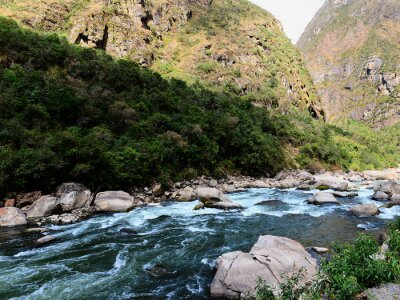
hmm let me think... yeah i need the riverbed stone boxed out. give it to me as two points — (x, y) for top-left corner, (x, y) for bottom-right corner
(4, 199), (15, 207)
(26, 196), (58, 218)
(177, 186), (195, 202)
(312, 247), (330, 254)
(332, 191), (358, 198)
(193, 202), (205, 210)
(372, 191), (390, 201)
(210, 235), (317, 299)
(361, 284), (400, 300)
(350, 204), (380, 216)
(0, 207), (27, 227)
(16, 191), (42, 208)
(391, 182), (400, 195)
(196, 187), (242, 210)
(373, 181), (392, 194)
(152, 183), (163, 196)
(24, 227), (49, 234)
(35, 235), (56, 246)
(94, 191), (135, 212)
(58, 190), (92, 212)
(307, 192), (340, 205)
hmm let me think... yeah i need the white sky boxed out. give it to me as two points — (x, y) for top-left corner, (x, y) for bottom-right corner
(249, 0), (325, 43)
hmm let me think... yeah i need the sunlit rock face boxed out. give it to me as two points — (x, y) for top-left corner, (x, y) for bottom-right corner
(298, 0), (400, 127)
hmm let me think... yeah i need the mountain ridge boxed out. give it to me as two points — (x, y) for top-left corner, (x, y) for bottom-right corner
(298, 0), (400, 127)
(0, 0), (323, 116)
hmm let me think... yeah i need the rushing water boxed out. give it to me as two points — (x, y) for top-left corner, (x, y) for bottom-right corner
(1, 187), (400, 300)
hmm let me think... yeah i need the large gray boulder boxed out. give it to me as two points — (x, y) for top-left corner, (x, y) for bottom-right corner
(196, 187), (242, 210)
(94, 191), (135, 212)
(176, 186), (195, 202)
(58, 190), (92, 212)
(373, 181), (392, 194)
(56, 182), (92, 212)
(391, 182), (400, 195)
(332, 191), (358, 198)
(0, 207), (27, 227)
(372, 191), (390, 201)
(26, 196), (58, 218)
(350, 204), (379, 216)
(307, 192), (340, 205)
(210, 235), (317, 299)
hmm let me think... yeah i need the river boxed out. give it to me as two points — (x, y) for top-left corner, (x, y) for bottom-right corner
(1, 186), (399, 299)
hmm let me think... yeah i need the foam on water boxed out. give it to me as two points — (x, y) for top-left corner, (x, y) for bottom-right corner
(1, 186), (399, 300)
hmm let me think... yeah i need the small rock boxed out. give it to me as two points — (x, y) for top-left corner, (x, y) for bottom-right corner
(332, 191), (358, 198)
(209, 179), (218, 187)
(350, 204), (379, 216)
(361, 284), (400, 300)
(24, 227), (49, 234)
(0, 207), (27, 227)
(152, 183), (163, 196)
(372, 191), (389, 201)
(307, 192), (340, 205)
(35, 235), (56, 246)
(297, 184), (311, 191)
(119, 228), (138, 234)
(193, 202), (205, 210)
(312, 247), (330, 254)
(4, 199), (15, 207)
(145, 265), (169, 277)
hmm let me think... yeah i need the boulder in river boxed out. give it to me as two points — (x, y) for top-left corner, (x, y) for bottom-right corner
(210, 235), (317, 299)
(145, 264), (169, 277)
(26, 196), (58, 218)
(372, 191), (389, 201)
(196, 187), (242, 210)
(332, 191), (358, 198)
(307, 192), (340, 205)
(35, 235), (56, 246)
(350, 204), (379, 216)
(94, 191), (135, 212)
(391, 194), (400, 201)
(0, 207), (27, 227)
(193, 202), (205, 210)
(373, 181), (392, 194)
(391, 182), (400, 195)
(176, 186), (195, 202)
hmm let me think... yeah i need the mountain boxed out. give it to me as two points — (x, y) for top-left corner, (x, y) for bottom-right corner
(0, 0), (323, 115)
(298, 0), (400, 127)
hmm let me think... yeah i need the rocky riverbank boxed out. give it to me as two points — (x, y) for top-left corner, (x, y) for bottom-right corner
(1, 168), (399, 229)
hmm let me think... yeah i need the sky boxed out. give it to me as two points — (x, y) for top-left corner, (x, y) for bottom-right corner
(249, 0), (325, 43)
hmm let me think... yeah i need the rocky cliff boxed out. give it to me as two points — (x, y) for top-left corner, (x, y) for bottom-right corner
(0, 0), (322, 115)
(298, 0), (400, 127)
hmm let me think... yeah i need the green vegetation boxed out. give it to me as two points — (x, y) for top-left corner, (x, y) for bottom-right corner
(0, 17), (398, 194)
(255, 218), (400, 300)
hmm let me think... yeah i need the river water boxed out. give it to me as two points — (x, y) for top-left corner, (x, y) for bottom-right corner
(1, 187), (399, 299)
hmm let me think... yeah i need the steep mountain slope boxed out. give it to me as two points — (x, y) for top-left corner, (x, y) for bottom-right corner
(298, 0), (400, 127)
(1, 17), (399, 193)
(0, 0), (323, 115)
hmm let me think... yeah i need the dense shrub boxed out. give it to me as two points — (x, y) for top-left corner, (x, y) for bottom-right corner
(255, 218), (400, 300)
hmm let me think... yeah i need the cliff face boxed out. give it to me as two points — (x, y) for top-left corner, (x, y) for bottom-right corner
(298, 0), (400, 127)
(0, 0), (322, 115)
